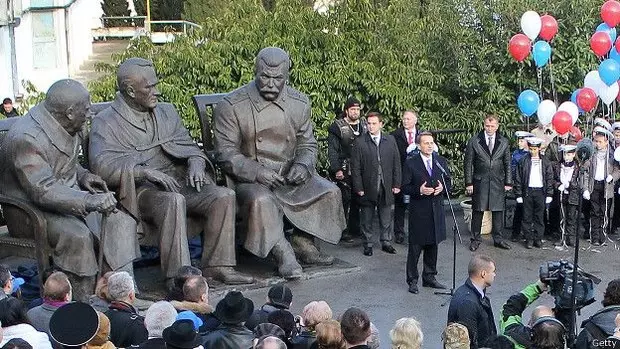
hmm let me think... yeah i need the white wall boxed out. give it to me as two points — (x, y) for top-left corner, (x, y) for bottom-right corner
(0, 27), (14, 99)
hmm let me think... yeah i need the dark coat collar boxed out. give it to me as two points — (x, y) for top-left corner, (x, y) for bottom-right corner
(109, 300), (139, 314)
(30, 104), (78, 157)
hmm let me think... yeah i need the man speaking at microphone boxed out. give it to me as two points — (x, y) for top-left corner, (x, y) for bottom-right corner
(401, 132), (449, 294)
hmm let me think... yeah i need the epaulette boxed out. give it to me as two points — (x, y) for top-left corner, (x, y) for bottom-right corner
(286, 87), (309, 103)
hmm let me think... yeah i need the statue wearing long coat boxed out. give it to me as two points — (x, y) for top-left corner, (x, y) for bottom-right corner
(213, 81), (346, 258)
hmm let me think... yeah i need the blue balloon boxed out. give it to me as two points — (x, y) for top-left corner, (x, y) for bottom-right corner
(571, 89), (584, 114)
(597, 23), (617, 43)
(517, 90), (540, 116)
(532, 41), (552, 68)
(611, 47), (620, 63)
(599, 58), (620, 86)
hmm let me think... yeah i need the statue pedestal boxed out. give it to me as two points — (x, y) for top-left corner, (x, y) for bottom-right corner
(459, 199), (492, 235)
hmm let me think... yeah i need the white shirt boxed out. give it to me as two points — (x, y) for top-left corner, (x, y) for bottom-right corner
(528, 157), (543, 188)
(559, 164), (574, 190)
(471, 280), (485, 299)
(595, 150), (607, 181)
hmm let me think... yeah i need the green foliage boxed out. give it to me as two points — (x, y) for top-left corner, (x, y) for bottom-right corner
(89, 0), (604, 193)
(101, 0), (130, 26)
(18, 81), (46, 114)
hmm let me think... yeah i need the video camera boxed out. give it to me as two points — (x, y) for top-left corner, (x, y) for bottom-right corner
(539, 260), (601, 310)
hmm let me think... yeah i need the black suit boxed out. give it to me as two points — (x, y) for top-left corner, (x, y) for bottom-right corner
(351, 132), (402, 247)
(447, 279), (497, 349)
(514, 154), (554, 242)
(391, 127), (420, 238)
(402, 153), (449, 285)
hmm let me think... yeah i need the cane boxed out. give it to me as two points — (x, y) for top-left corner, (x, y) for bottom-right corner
(97, 211), (109, 281)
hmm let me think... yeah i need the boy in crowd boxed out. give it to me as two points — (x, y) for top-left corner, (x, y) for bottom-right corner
(554, 145), (580, 247)
(510, 131), (533, 242)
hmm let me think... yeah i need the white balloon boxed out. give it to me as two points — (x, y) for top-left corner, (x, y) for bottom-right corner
(558, 101), (579, 125)
(537, 99), (557, 125)
(599, 82), (619, 105)
(615, 147), (620, 162)
(584, 70), (605, 95)
(521, 11), (542, 40)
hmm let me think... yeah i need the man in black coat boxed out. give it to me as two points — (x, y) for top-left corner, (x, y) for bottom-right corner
(447, 254), (497, 349)
(464, 114), (512, 251)
(202, 291), (255, 349)
(402, 132), (448, 294)
(350, 112), (402, 256)
(391, 110), (421, 244)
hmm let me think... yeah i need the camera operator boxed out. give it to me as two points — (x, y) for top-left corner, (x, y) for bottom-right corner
(576, 279), (620, 348)
(499, 279), (568, 349)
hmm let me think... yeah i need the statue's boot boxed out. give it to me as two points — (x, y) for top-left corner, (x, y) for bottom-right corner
(203, 266), (255, 285)
(67, 273), (96, 302)
(291, 233), (335, 266)
(271, 239), (303, 280)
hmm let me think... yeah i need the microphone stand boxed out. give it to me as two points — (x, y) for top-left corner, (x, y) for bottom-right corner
(434, 161), (463, 307)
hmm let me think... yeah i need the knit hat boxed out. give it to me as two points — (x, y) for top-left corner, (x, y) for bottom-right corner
(344, 97), (361, 110)
(268, 284), (293, 309)
(443, 323), (470, 349)
(86, 312), (114, 349)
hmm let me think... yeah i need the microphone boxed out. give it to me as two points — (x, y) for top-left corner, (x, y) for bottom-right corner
(434, 159), (450, 177)
(576, 138), (595, 162)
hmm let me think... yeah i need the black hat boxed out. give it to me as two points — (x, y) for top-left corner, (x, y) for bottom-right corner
(267, 284), (292, 309)
(344, 97), (360, 110)
(49, 303), (99, 347)
(215, 290), (254, 324)
(162, 319), (202, 349)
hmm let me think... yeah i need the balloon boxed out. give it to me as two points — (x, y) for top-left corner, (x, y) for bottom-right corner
(521, 11), (542, 40)
(540, 15), (558, 41)
(508, 34), (531, 62)
(615, 147), (620, 162)
(552, 111), (573, 135)
(591, 31), (613, 57)
(599, 82), (619, 105)
(532, 41), (552, 68)
(558, 101), (579, 125)
(584, 70), (605, 95)
(596, 22), (617, 42)
(517, 90), (540, 116)
(599, 59), (620, 86)
(602, 0), (620, 27)
(571, 126), (583, 141)
(616, 37), (620, 54)
(537, 99), (557, 125)
(611, 47), (620, 63)
(577, 87), (598, 112)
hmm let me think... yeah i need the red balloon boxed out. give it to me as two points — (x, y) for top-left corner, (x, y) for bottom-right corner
(508, 34), (531, 62)
(540, 15), (558, 41)
(577, 87), (598, 112)
(570, 126), (583, 141)
(616, 37), (620, 54)
(591, 31), (612, 57)
(602, 0), (620, 27)
(552, 111), (573, 135)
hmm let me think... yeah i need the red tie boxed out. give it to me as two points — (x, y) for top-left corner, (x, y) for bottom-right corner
(407, 131), (413, 145)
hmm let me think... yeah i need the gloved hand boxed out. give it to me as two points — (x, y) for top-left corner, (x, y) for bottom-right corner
(607, 175), (614, 183)
(546, 197), (553, 204)
(406, 143), (417, 154)
(583, 190), (591, 200)
(558, 184), (565, 192)
(516, 197), (523, 204)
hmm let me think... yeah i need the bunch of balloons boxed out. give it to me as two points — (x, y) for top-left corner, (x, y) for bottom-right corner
(518, 90), (579, 136)
(509, 11), (558, 67)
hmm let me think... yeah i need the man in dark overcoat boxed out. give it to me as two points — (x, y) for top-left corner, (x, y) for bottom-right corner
(402, 132), (448, 294)
(350, 112), (401, 256)
(464, 114), (512, 251)
(213, 47), (346, 279)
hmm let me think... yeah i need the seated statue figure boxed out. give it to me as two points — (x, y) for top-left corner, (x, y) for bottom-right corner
(0, 79), (139, 301)
(89, 58), (253, 285)
(213, 47), (346, 279)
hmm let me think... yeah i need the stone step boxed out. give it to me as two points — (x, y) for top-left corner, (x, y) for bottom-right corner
(71, 39), (130, 86)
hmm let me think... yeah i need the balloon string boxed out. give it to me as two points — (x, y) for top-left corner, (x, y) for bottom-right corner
(549, 57), (558, 103)
(537, 67), (543, 100)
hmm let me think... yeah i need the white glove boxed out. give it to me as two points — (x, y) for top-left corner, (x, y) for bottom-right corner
(545, 197), (553, 204)
(516, 197), (523, 204)
(406, 143), (417, 153)
(583, 190), (591, 200)
(618, 187), (620, 195)
(558, 184), (565, 192)
(607, 175), (614, 183)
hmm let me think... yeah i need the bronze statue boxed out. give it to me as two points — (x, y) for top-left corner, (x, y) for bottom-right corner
(213, 47), (346, 279)
(0, 79), (139, 301)
(89, 58), (253, 285)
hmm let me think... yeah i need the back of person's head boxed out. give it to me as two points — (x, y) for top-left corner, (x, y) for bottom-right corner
(0, 265), (10, 291)
(468, 255), (495, 278)
(442, 322), (470, 349)
(145, 301), (178, 338)
(390, 317), (423, 349)
(267, 284), (293, 309)
(94, 271), (114, 302)
(301, 301), (333, 329)
(367, 322), (380, 349)
(531, 318), (565, 349)
(267, 309), (296, 338)
(107, 271), (134, 302)
(255, 335), (287, 349)
(485, 335), (514, 349)
(169, 266), (201, 301)
(182, 275), (208, 303)
(602, 278), (620, 306)
(315, 320), (346, 349)
(1, 338), (33, 349)
(0, 297), (30, 327)
(340, 307), (371, 345)
(43, 271), (71, 302)
(253, 323), (286, 341)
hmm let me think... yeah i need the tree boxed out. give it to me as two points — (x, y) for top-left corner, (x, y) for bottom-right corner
(101, 0), (130, 26)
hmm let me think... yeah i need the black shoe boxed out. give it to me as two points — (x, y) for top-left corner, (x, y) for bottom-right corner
(494, 241), (511, 250)
(511, 235), (521, 242)
(363, 247), (373, 256)
(533, 240), (542, 248)
(469, 240), (480, 251)
(340, 234), (354, 244)
(422, 279), (447, 289)
(382, 245), (397, 254)
(395, 234), (405, 245)
(408, 283), (419, 294)
(525, 240), (533, 249)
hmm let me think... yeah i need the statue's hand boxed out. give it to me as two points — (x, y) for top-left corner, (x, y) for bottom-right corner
(187, 157), (212, 193)
(79, 173), (109, 194)
(256, 168), (286, 189)
(85, 192), (117, 213)
(285, 163), (311, 185)
(143, 168), (181, 193)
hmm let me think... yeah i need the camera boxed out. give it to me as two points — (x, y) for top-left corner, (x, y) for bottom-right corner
(539, 260), (600, 310)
